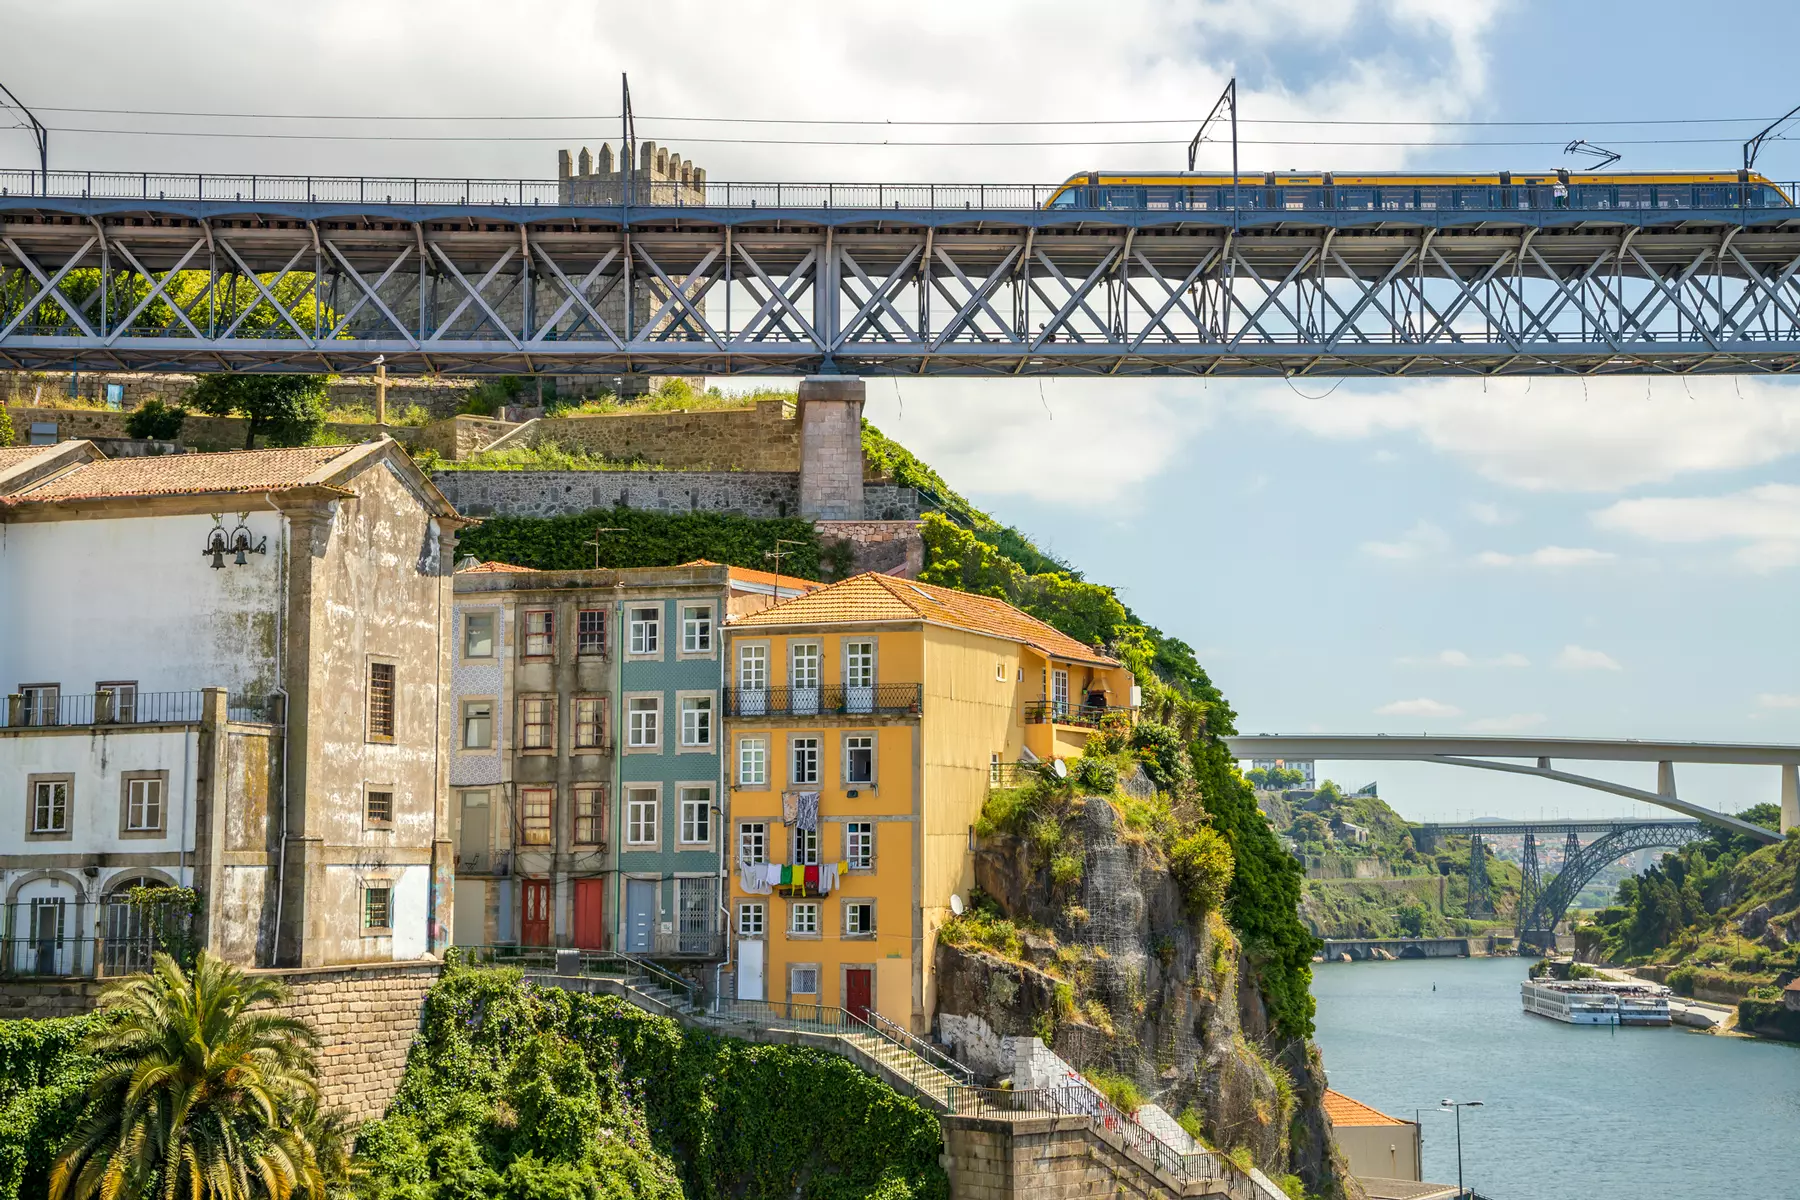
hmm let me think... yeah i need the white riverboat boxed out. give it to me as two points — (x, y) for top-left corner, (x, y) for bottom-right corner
(1520, 977), (1674, 1025)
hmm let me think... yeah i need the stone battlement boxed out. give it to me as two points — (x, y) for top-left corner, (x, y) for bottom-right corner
(558, 141), (706, 205)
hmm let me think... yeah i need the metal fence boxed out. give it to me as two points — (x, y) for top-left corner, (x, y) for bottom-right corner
(1023, 701), (1130, 728)
(0, 898), (191, 978)
(464, 944), (701, 1007)
(0, 689), (280, 729)
(724, 684), (922, 719)
(943, 1083), (1226, 1184)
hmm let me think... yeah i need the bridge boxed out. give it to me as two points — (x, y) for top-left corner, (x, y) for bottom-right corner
(1414, 819), (1711, 949)
(1227, 733), (1796, 841)
(7, 169), (1800, 376)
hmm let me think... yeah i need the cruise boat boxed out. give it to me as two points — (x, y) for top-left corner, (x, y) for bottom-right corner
(1603, 980), (1673, 1026)
(1520, 977), (1673, 1025)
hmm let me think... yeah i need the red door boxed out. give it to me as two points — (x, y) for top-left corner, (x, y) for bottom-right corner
(845, 967), (873, 1022)
(573, 879), (606, 950)
(521, 879), (551, 946)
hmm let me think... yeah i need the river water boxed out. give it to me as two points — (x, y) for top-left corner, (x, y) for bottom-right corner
(1310, 957), (1800, 1199)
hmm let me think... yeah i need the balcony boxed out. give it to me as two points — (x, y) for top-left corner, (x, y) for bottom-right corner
(652, 929), (727, 959)
(1024, 701), (1131, 729)
(454, 850), (513, 877)
(1, 689), (280, 729)
(725, 684), (922, 720)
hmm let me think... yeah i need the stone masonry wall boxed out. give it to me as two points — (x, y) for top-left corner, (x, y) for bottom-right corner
(1, 371), (475, 417)
(940, 1114), (1269, 1200)
(532, 399), (801, 471)
(2, 405), (430, 454)
(432, 468), (918, 522)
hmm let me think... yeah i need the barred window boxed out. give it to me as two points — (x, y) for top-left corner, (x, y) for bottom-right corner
(367, 663), (395, 742)
(520, 788), (553, 845)
(790, 964), (819, 994)
(364, 887), (392, 932)
(365, 790), (394, 826)
(577, 609), (607, 656)
(574, 786), (606, 846)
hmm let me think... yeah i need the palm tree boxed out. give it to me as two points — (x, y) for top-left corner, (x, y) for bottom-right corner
(49, 951), (329, 1200)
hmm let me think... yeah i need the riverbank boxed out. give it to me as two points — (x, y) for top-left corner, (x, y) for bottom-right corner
(1312, 956), (1799, 1200)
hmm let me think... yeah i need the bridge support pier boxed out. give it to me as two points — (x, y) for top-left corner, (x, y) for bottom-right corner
(796, 375), (866, 520)
(1783, 764), (1798, 835)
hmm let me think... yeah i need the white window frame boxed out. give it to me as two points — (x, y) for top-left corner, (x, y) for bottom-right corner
(1053, 668), (1070, 716)
(737, 736), (768, 789)
(678, 693), (714, 749)
(792, 826), (820, 867)
(737, 642), (768, 690)
(28, 775), (71, 838)
(97, 680), (137, 723)
(626, 694), (662, 751)
(738, 902), (766, 938)
(789, 902), (819, 936)
(790, 735), (820, 785)
(996, 659), (1007, 682)
(21, 684), (59, 727)
(678, 786), (713, 846)
(625, 787), (660, 848)
(123, 775), (164, 834)
(628, 605), (662, 657)
(843, 900), (875, 937)
(738, 821), (768, 866)
(845, 821), (874, 871)
(843, 734), (875, 785)
(843, 640), (876, 689)
(681, 604), (715, 655)
(790, 642), (822, 690)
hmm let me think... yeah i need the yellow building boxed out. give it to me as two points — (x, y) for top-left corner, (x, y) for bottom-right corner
(723, 573), (1137, 1032)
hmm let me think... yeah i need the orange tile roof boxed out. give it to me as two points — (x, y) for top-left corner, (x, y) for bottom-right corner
(4, 445), (357, 503)
(732, 572), (1119, 666)
(1323, 1090), (1407, 1128)
(0, 445), (56, 469)
(459, 560), (536, 574)
(679, 558), (822, 595)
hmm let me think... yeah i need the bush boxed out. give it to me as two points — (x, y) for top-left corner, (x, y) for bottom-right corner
(1131, 721), (1192, 791)
(123, 398), (187, 441)
(1073, 755), (1119, 795)
(0, 405), (14, 446)
(1085, 1069), (1143, 1114)
(456, 507), (824, 579)
(1666, 965), (1697, 996)
(1170, 826), (1236, 915)
(1051, 851), (1084, 887)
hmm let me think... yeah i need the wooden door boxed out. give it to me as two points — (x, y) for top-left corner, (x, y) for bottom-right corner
(845, 967), (873, 1023)
(573, 879), (606, 950)
(520, 879), (551, 946)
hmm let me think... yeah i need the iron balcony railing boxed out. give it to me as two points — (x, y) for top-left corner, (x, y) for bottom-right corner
(1023, 701), (1131, 729)
(652, 929), (726, 959)
(725, 684), (922, 719)
(4, 168), (1798, 215)
(0, 689), (280, 729)
(452, 849), (513, 877)
(1, 900), (194, 979)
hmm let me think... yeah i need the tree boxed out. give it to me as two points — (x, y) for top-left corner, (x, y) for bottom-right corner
(123, 398), (187, 442)
(186, 375), (327, 449)
(50, 951), (332, 1200)
(1247, 766), (1305, 791)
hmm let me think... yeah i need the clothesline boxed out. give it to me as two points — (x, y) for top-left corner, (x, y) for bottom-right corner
(738, 860), (846, 895)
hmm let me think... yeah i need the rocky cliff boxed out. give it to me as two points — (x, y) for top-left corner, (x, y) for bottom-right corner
(934, 792), (1360, 1199)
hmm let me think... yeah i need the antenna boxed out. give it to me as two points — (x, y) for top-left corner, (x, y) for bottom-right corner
(763, 538), (806, 595)
(584, 525), (624, 570)
(620, 73), (637, 207)
(0, 78), (47, 193)
(1745, 102), (1800, 172)
(1188, 78), (1238, 211)
(1563, 139), (1621, 170)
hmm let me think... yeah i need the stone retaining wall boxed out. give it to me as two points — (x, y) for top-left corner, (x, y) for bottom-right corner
(432, 468), (919, 522)
(941, 1115), (1273, 1200)
(534, 400), (802, 471)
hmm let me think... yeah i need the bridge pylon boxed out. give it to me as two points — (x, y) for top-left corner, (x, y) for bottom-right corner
(1465, 834), (1494, 918)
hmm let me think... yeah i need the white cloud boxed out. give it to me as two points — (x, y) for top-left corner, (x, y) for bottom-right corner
(1362, 520), (1451, 561)
(1592, 484), (1800, 572)
(1466, 502), (1511, 526)
(1399, 649), (1473, 667)
(1473, 546), (1616, 568)
(1253, 377), (1800, 493)
(1757, 693), (1800, 709)
(1488, 652), (1532, 668)
(1465, 712), (1547, 732)
(1377, 697), (1464, 717)
(1555, 645), (1622, 671)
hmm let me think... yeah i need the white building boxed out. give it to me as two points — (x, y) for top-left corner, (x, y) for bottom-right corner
(0, 439), (467, 976)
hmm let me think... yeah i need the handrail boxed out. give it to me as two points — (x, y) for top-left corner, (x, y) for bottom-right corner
(725, 683), (922, 719)
(867, 1010), (975, 1084)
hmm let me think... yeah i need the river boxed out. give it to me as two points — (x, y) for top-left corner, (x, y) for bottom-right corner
(1310, 957), (1800, 1199)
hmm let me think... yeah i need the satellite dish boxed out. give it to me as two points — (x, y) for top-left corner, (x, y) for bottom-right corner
(1052, 759), (1069, 780)
(949, 894), (964, 916)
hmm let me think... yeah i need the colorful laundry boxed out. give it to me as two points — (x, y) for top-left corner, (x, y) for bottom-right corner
(739, 862), (773, 895)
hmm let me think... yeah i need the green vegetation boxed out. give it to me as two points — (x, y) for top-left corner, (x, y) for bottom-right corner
(0, 268), (325, 348)
(935, 890), (1026, 961)
(455, 507), (824, 579)
(357, 963), (946, 1200)
(0, 1013), (102, 1200)
(1246, 765), (1306, 790)
(122, 398), (187, 441)
(0, 403), (15, 446)
(186, 374), (329, 449)
(431, 438), (633, 473)
(321, 401), (432, 427)
(1085, 1069), (1145, 1115)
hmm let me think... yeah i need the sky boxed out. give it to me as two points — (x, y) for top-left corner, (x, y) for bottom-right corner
(6, 0), (1800, 821)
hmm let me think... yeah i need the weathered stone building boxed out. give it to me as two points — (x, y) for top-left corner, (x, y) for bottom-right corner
(0, 439), (467, 979)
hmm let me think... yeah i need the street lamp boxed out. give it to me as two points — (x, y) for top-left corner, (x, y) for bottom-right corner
(1439, 1099), (1483, 1199)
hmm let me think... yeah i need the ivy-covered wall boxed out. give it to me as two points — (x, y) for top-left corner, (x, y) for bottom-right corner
(454, 506), (824, 580)
(0, 1012), (102, 1200)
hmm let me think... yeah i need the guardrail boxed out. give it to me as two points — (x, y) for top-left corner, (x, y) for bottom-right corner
(724, 684), (922, 719)
(708, 997), (973, 1099)
(0, 689), (279, 729)
(460, 943), (701, 1008)
(1023, 701), (1130, 729)
(943, 1083), (1225, 1185)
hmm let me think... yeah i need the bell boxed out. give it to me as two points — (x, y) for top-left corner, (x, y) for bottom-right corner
(203, 529), (229, 570)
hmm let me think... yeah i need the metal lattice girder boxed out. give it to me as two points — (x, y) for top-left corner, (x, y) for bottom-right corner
(9, 199), (1800, 375)
(1520, 821), (1709, 945)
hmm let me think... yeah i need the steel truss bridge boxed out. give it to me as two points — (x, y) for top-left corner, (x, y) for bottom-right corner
(1415, 818), (1710, 949)
(9, 170), (1800, 376)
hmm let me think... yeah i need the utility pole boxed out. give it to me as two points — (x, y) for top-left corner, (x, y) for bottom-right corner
(1188, 78), (1237, 213)
(763, 539), (805, 596)
(585, 526), (625, 569)
(0, 79), (47, 193)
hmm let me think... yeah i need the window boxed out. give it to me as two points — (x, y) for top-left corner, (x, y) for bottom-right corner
(739, 821), (767, 866)
(464, 611), (495, 658)
(461, 699), (493, 750)
(523, 610), (555, 658)
(791, 736), (820, 785)
(577, 609), (607, 656)
(123, 775), (165, 834)
(790, 964), (820, 994)
(20, 684), (59, 727)
(574, 786), (606, 847)
(626, 788), (658, 845)
(738, 737), (767, 788)
(844, 641), (875, 688)
(790, 642), (821, 690)
(738, 902), (766, 937)
(629, 606), (661, 655)
(367, 663), (395, 742)
(792, 826), (819, 866)
(97, 681), (137, 723)
(789, 903), (819, 935)
(845, 822), (874, 870)
(682, 605), (713, 653)
(844, 735), (874, 785)
(680, 695), (713, 747)
(29, 777), (70, 837)
(844, 901), (875, 936)
(520, 788), (553, 846)
(627, 697), (660, 748)
(363, 887), (393, 932)
(574, 697), (606, 750)
(738, 644), (767, 690)
(679, 787), (712, 845)
(1052, 668), (1070, 716)
(521, 696), (555, 751)
(996, 659), (1007, 682)
(989, 753), (1002, 785)
(365, 789), (394, 827)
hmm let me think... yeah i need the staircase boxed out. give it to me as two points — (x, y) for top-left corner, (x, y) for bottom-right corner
(835, 1027), (960, 1110)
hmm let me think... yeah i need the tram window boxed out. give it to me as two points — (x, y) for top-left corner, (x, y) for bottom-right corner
(1338, 187), (1374, 210)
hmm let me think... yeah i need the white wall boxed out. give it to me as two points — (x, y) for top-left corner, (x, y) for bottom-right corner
(0, 727), (198, 857)
(0, 511), (285, 699)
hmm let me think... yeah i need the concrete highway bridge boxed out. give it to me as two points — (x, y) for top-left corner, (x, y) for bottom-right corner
(8, 169), (1800, 377)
